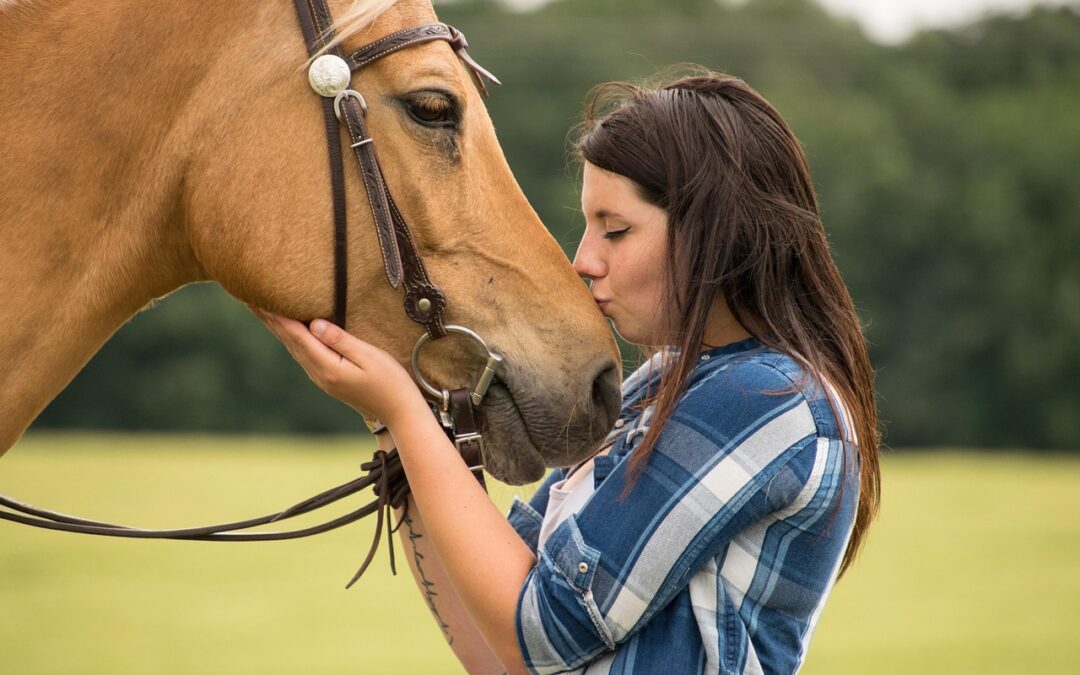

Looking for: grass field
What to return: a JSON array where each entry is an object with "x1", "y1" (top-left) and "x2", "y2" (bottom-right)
[{"x1": 2, "y1": 434, "x2": 1078, "y2": 674}]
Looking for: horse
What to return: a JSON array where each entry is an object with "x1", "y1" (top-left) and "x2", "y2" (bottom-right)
[{"x1": 0, "y1": 0, "x2": 622, "y2": 485}]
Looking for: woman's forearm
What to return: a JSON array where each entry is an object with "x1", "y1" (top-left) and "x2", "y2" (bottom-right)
[
  {"x1": 394, "y1": 496, "x2": 509, "y2": 674},
  {"x1": 374, "y1": 430, "x2": 512, "y2": 674},
  {"x1": 387, "y1": 404, "x2": 536, "y2": 675}
]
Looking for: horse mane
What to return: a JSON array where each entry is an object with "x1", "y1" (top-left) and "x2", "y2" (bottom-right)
[{"x1": 305, "y1": 0, "x2": 400, "y2": 65}]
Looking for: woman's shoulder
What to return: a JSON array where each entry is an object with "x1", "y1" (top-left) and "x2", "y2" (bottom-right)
[
  {"x1": 686, "y1": 341, "x2": 851, "y2": 442},
  {"x1": 697, "y1": 342, "x2": 806, "y2": 392},
  {"x1": 615, "y1": 338, "x2": 853, "y2": 441}
]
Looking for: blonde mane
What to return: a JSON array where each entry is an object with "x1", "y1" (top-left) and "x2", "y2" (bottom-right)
[
  {"x1": 306, "y1": 0, "x2": 400, "y2": 65},
  {"x1": 0, "y1": 0, "x2": 33, "y2": 11}
]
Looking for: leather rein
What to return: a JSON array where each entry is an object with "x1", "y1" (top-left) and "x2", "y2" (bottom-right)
[{"x1": 0, "y1": 2, "x2": 503, "y2": 589}]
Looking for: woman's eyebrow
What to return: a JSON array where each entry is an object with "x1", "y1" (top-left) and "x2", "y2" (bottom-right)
[{"x1": 594, "y1": 208, "x2": 625, "y2": 220}]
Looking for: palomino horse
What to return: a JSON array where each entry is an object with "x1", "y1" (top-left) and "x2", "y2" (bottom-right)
[{"x1": 0, "y1": 0, "x2": 622, "y2": 484}]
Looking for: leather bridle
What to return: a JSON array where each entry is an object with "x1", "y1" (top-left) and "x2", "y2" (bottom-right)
[
  {"x1": 291, "y1": 0, "x2": 503, "y2": 456},
  {"x1": 0, "y1": 1, "x2": 505, "y2": 589},
  {"x1": 296, "y1": 7, "x2": 498, "y2": 336}
]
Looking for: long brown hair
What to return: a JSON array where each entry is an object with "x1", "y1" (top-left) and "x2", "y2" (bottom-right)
[{"x1": 572, "y1": 68, "x2": 880, "y2": 578}]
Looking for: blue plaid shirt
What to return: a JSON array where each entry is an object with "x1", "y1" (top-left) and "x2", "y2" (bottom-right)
[{"x1": 506, "y1": 337, "x2": 859, "y2": 674}]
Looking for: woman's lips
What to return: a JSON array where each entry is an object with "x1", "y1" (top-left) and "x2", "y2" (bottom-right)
[{"x1": 595, "y1": 299, "x2": 611, "y2": 314}]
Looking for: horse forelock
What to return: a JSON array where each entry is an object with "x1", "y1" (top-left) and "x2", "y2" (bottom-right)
[{"x1": 300, "y1": 0, "x2": 400, "y2": 68}]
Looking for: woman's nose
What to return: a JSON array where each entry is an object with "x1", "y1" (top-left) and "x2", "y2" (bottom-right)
[{"x1": 573, "y1": 236, "x2": 606, "y2": 281}]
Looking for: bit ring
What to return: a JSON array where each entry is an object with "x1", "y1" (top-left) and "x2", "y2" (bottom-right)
[{"x1": 411, "y1": 325, "x2": 504, "y2": 406}]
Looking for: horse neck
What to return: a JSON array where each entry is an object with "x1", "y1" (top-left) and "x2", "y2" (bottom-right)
[{"x1": 0, "y1": 1, "x2": 255, "y2": 453}]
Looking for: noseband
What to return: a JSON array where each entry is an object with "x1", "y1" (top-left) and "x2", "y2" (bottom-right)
[{"x1": 0, "y1": 2, "x2": 504, "y2": 589}]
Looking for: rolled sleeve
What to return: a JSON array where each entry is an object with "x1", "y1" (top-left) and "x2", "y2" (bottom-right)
[
  {"x1": 516, "y1": 515, "x2": 614, "y2": 674},
  {"x1": 506, "y1": 468, "x2": 565, "y2": 555},
  {"x1": 507, "y1": 497, "x2": 544, "y2": 555}
]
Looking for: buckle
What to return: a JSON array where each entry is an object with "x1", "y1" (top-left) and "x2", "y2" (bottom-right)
[{"x1": 453, "y1": 431, "x2": 482, "y2": 452}]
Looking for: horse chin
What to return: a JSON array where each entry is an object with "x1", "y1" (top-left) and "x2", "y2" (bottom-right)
[{"x1": 479, "y1": 382, "x2": 551, "y2": 486}]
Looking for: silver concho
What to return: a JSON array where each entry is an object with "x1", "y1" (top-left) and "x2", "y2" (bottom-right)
[{"x1": 307, "y1": 54, "x2": 352, "y2": 97}]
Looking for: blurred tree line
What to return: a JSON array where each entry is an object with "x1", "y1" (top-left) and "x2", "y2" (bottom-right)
[{"x1": 32, "y1": 0, "x2": 1080, "y2": 450}]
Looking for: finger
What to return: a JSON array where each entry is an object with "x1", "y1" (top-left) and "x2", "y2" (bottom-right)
[
  {"x1": 309, "y1": 319, "x2": 380, "y2": 365},
  {"x1": 272, "y1": 316, "x2": 352, "y2": 369},
  {"x1": 253, "y1": 316, "x2": 347, "y2": 385}
]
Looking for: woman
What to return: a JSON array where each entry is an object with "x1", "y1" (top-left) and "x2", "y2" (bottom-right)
[{"x1": 254, "y1": 70, "x2": 880, "y2": 674}]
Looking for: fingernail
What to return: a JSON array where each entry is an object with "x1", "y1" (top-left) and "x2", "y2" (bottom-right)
[{"x1": 310, "y1": 319, "x2": 328, "y2": 336}]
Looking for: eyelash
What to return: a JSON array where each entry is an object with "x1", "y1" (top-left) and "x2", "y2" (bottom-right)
[
  {"x1": 403, "y1": 91, "x2": 460, "y2": 129},
  {"x1": 603, "y1": 228, "x2": 630, "y2": 240}
]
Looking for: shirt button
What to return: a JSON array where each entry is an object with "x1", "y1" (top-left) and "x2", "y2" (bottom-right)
[
  {"x1": 578, "y1": 562, "x2": 590, "y2": 574},
  {"x1": 614, "y1": 419, "x2": 625, "y2": 428},
  {"x1": 701, "y1": 354, "x2": 711, "y2": 360}
]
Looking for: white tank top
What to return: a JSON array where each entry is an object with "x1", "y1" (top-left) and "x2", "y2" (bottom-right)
[{"x1": 536, "y1": 462, "x2": 598, "y2": 551}]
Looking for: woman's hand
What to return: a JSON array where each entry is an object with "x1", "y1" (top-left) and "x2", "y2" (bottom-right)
[{"x1": 250, "y1": 308, "x2": 427, "y2": 427}]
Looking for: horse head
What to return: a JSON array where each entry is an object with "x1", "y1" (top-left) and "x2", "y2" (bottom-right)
[{"x1": 183, "y1": 0, "x2": 622, "y2": 483}]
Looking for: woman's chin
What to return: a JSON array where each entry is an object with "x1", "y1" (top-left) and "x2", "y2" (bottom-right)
[{"x1": 610, "y1": 322, "x2": 640, "y2": 346}]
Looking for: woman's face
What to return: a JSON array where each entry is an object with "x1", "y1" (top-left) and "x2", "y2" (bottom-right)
[{"x1": 573, "y1": 162, "x2": 672, "y2": 346}]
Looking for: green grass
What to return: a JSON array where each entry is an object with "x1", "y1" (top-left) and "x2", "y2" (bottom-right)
[{"x1": 2, "y1": 435, "x2": 1078, "y2": 674}]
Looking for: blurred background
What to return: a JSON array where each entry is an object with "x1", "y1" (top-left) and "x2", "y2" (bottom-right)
[
  {"x1": 30, "y1": 0, "x2": 1080, "y2": 451},
  {"x1": 6, "y1": 0, "x2": 1079, "y2": 673}
]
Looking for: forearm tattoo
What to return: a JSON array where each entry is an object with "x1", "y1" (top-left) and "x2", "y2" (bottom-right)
[{"x1": 402, "y1": 511, "x2": 454, "y2": 645}]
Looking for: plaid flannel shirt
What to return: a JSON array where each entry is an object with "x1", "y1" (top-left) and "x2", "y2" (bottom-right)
[{"x1": 506, "y1": 337, "x2": 859, "y2": 674}]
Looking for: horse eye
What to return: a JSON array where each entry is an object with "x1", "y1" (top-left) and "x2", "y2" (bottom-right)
[{"x1": 406, "y1": 93, "x2": 457, "y2": 128}]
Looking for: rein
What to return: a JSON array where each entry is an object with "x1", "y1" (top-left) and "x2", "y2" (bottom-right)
[{"x1": 0, "y1": 2, "x2": 504, "y2": 589}]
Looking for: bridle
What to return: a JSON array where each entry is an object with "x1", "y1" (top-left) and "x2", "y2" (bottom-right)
[
  {"x1": 0, "y1": 1, "x2": 504, "y2": 589},
  {"x1": 291, "y1": 0, "x2": 503, "y2": 456}
]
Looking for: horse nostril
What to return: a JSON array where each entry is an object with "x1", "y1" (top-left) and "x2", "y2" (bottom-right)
[{"x1": 591, "y1": 361, "x2": 622, "y2": 427}]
